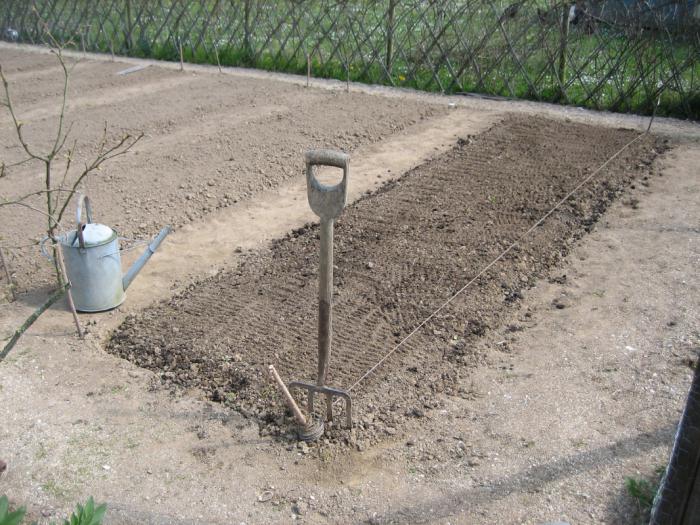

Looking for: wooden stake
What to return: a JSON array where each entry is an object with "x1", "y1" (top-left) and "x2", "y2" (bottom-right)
[
  {"x1": 55, "y1": 244, "x2": 83, "y2": 338},
  {"x1": 345, "y1": 61, "x2": 350, "y2": 93},
  {"x1": 214, "y1": 42, "x2": 222, "y2": 73},
  {"x1": 306, "y1": 51, "x2": 311, "y2": 88},
  {"x1": 557, "y1": 4, "x2": 570, "y2": 100},
  {"x1": 268, "y1": 365, "x2": 307, "y2": 426},
  {"x1": 178, "y1": 38, "x2": 184, "y2": 72},
  {"x1": 0, "y1": 245, "x2": 16, "y2": 301}
]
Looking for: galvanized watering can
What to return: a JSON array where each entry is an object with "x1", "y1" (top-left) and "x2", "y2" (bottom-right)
[{"x1": 43, "y1": 195, "x2": 171, "y2": 312}]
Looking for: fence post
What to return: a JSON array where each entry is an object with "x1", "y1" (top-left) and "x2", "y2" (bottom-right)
[
  {"x1": 385, "y1": 0, "x2": 397, "y2": 80},
  {"x1": 557, "y1": 2, "x2": 570, "y2": 99},
  {"x1": 124, "y1": 0, "x2": 133, "y2": 53},
  {"x1": 650, "y1": 363, "x2": 700, "y2": 523},
  {"x1": 244, "y1": 0, "x2": 252, "y2": 62}
]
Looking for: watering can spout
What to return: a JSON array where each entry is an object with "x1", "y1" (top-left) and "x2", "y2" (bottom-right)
[{"x1": 122, "y1": 226, "x2": 172, "y2": 291}]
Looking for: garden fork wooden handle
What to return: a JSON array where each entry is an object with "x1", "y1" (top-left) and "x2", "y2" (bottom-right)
[
  {"x1": 304, "y1": 150, "x2": 350, "y2": 418},
  {"x1": 305, "y1": 150, "x2": 350, "y2": 221}
]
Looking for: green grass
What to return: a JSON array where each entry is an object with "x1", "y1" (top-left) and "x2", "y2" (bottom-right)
[{"x1": 625, "y1": 467, "x2": 665, "y2": 522}]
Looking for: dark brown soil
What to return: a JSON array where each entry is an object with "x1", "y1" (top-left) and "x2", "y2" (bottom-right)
[{"x1": 107, "y1": 115, "x2": 663, "y2": 449}]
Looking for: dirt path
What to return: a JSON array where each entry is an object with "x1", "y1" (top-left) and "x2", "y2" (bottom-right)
[{"x1": 0, "y1": 46, "x2": 448, "y2": 291}]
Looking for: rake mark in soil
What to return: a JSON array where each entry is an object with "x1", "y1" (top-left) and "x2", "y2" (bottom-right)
[{"x1": 107, "y1": 115, "x2": 662, "y2": 445}]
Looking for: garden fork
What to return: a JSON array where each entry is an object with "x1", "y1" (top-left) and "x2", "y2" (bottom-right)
[{"x1": 289, "y1": 150, "x2": 352, "y2": 435}]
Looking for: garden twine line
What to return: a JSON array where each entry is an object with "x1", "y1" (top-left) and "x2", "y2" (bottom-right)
[{"x1": 346, "y1": 116, "x2": 656, "y2": 394}]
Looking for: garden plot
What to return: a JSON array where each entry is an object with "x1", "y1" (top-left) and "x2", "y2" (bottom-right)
[
  {"x1": 0, "y1": 46, "x2": 444, "y2": 291},
  {"x1": 108, "y1": 115, "x2": 663, "y2": 448}
]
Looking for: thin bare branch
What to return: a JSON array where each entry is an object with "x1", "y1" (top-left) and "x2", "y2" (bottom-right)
[
  {"x1": 1, "y1": 200, "x2": 63, "y2": 230},
  {"x1": 0, "y1": 188, "x2": 79, "y2": 208},
  {"x1": 55, "y1": 131, "x2": 144, "y2": 224},
  {"x1": 0, "y1": 64, "x2": 47, "y2": 162},
  {"x1": 48, "y1": 46, "x2": 71, "y2": 159}
]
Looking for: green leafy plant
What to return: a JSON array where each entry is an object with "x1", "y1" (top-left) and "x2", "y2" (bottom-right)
[
  {"x1": 55, "y1": 497, "x2": 106, "y2": 525},
  {"x1": 0, "y1": 495, "x2": 26, "y2": 525},
  {"x1": 0, "y1": 496, "x2": 106, "y2": 525}
]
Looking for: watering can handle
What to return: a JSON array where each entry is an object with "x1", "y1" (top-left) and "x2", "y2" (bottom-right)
[
  {"x1": 39, "y1": 235, "x2": 54, "y2": 262},
  {"x1": 305, "y1": 150, "x2": 350, "y2": 221},
  {"x1": 75, "y1": 194, "x2": 93, "y2": 249}
]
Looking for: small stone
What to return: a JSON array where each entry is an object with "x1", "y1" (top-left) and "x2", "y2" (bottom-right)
[
  {"x1": 552, "y1": 298, "x2": 568, "y2": 309},
  {"x1": 366, "y1": 261, "x2": 374, "y2": 269},
  {"x1": 258, "y1": 490, "x2": 274, "y2": 502}
]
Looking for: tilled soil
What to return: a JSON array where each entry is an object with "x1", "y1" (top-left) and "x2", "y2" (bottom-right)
[
  {"x1": 0, "y1": 47, "x2": 443, "y2": 291},
  {"x1": 108, "y1": 115, "x2": 664, "y2": 449}
]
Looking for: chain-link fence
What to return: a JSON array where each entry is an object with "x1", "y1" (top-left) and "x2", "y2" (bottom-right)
[{"x1": 2, "y1": 0, "x2": 699, "y2": 118}]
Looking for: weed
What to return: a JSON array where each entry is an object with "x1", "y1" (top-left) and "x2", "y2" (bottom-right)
[
  {"x1": 0, "y1": 495, "x2": 107, "y2": 525},
  {"x1": 0, "y1": 495, "x2": 25, "y2": 525},
  {"x1": 625, "y1": 468, "x2": 664, "y2": 520},
  {"x1": 109, "y1": 385, "x2": 126, "y2": 395},
  {"x1": 54, "y1": 497, "x2": 107, "y2": 525},
  {"x1": 41, "y1": 480, "x2": 69, "y2": 500},
  {"x1": 35, "y1": 442, "x2": 48, "y2": 461}
]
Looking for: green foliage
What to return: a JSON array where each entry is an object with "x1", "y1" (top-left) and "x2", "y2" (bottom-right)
[
  {"x1": 625, "y1": 468, "x2": 664, "y2": 520},
  {"x1": 54, "y1": 497, "x2": 106, "y2": 525},
  {"x1": 0, "y1": 496, "x2": 26, "y2": 525},
  {"x1": 0, "y1": 496, "x2": 106, "y2": 525}
]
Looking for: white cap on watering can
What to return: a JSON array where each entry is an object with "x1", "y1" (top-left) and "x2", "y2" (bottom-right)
[{"x1": 78, "y1": 223, "x2": 115, "y2": 246}]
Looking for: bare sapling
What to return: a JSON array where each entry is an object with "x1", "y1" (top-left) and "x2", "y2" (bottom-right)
[{"x1": 0, "y1": 26, "x2": 143, "y2": 358}]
